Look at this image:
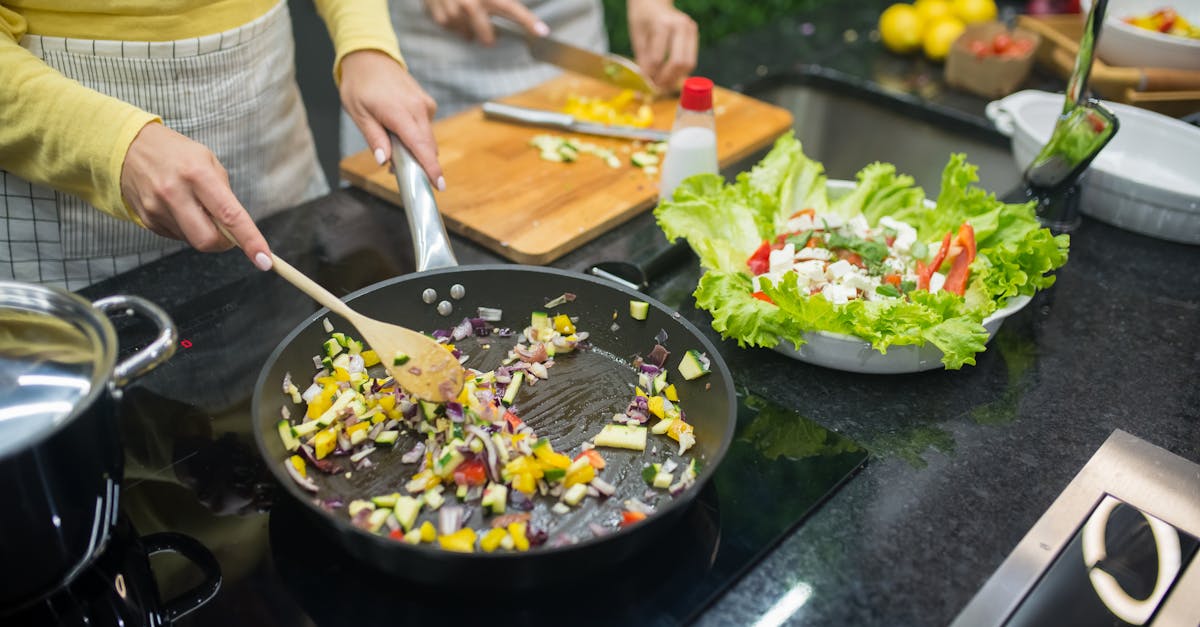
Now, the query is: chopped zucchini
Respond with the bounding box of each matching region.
[641,463,661,483]
[631,151,659,168]
[366,508,391,533]
[543,468,566,482]
[322,338,343,358]
[315,390,356,428]
[530,311,550,330]
[292,419,322,438]
[652,371,668,395]
[371,492,401,508]
[594,424,648,451]
[563,483,588,506]
[277,419,300,451]
[392,351,410,366]
[330,332,348,347]
[502,371,524,405]
[677,349,711,380]
[434,445,465,477]
[332,353,351,371]
[424,488,445,511]
[347,499,375,518]
[629,300,650,321]
[419,400,441,421]
[375,430,400,447]
[345,337,364,355]
[393,496,422,531]
[653,471,674,489]
[481,484,508,515]
[651,417,675,435]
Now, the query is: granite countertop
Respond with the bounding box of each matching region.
[78,3,1200,626]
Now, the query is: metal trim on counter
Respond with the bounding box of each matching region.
[952,429,1200,626]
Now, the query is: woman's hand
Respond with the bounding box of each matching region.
[120,123,273,271]
[423,0,550,44]
[339,50,444,190]
[627,0,698,91]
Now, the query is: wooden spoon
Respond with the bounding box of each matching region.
[221,228,465,402]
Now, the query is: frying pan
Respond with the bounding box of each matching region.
[251,139,736,587]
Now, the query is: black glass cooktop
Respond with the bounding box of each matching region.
[69,198,867,626]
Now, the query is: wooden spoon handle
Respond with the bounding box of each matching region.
[215,224,357,322]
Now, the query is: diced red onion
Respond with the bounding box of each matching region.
[337,432,352,452]
[301,383,321,403]
[543,292,576,308]
[647,344,670,368]
[465,425,501,482]
[625,497,655,514]
[284,460,319,492]
[299,445,342,474]
[669,477,693,497]
[385,513,401,532]
[431,329,451,340]
[367,422,386,441]
[311,356,323,370]
[590,477,616,497]
[490,512,531,528]
[282,372,294,394]
[496,327,514,337]
[355,457,373,470]
[346,354,365,374]
[349,446,376,463]
[547,533,576,547]
[477,307,503,322]
[320,498,344,510]
[439,506,465,535]
[588,523,609,538]
[280,406,291,422]
[451,318,473,341]
[661,458,678,473]
[654,328,668,344]
[351,508,372,530]
[445,402,465,423]
[586,486,599,498]
[464,485,483,502]
[529,361,549,380]
[515,343,547,363]
[400,441,426,464]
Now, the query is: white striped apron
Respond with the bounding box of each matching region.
[0,1,328,290]
[339,0,606,158]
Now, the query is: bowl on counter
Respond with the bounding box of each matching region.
[769,180,1034,375]
[1080,0,1200,71]
[986,89,1200,244]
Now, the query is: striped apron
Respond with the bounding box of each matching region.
[339,0,606,158]
[0,1,328,290]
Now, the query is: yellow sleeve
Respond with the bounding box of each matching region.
[313,0,406,84]
[0,5,158,223]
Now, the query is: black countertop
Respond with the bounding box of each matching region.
[75,3,1200,626]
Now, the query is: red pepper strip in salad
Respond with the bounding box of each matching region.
[503,410,523,430]
[791,208,816,220]
[574,449,606,470]
[918,231,954,290]
[751,291,775,304]
[943,222,977,296]
[453,458,488,487]
[747,240,771,275]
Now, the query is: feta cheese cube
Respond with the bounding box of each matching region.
[826,259,854,280]
[796,247,831,262]
[821,283,857,305]
[847,215,870,237]
[768,244,795,274]
[794,260,826,281]
[785,214,815,233]
[929,272,946,294]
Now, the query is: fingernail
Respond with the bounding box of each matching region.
[254,252,273,271]
[436,176,447,192]
[534,21,550,37]
[374,147,386,165]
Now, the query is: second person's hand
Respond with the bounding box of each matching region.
[340,50,445,190]
[120,122,273,271]
[423,0,550,45]
[627,0,698,91]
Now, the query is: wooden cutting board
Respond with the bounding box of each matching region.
[340,74,794,265]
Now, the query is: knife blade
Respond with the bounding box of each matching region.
[492,19,657,94]
[482,102,669,142]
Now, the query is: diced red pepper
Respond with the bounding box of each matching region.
[751,291,775,304]
[574,449,607,470]
[503,410,523,431]
[836,249,864,268]
[747,240,771,275]
[883,274,902,287]
[453,458,487,487]
[621,510,647,527]
[388,529,405,541]
[806,236,822,248]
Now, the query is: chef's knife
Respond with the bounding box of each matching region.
[492,18,657,94]
[482,102,669,142]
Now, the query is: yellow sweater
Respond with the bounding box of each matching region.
[0,0,404,223]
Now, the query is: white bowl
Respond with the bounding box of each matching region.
[768,179,1034,374]
[1081,0,1200,71]
[986,89,1200,244]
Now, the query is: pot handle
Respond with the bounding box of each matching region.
[142,532,222,622]
[985,100,1015,138]
[92,295,178,387]
[389,132,459,272]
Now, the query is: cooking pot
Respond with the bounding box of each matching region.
[0,282,176,610]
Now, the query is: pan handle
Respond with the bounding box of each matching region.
[93,295,177,388]
[389,133,459,272]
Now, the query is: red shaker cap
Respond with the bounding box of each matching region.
[679,77,714,111]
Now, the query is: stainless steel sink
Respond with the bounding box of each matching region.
[747,81,1021,196]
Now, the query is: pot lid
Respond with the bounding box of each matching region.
[0,288,112,458]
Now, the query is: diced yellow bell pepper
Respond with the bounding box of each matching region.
[347,421,371,437]
[532,440,571,470]
[305,386,336,419]
[289,454,306,477]
[664,384,679,402]
[437,528,477,553]
[480,528,508,553]
[552,314,575,334]
[647,395,665,419]
[377,395,396,412]
[315,376,337,386]
[667,419,694,443]
[508,522,530,552]
[635,387,647,398]
[313,429,337,459]
[563,463,595,488]
[419,520,437,543]
[333,367,351,382]
[444,343,456,354]
[360,349,380,367]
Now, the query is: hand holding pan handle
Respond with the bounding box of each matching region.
[389,132,458,273]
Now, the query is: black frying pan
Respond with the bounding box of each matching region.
[250,140,736,587]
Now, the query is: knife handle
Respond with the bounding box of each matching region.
[482,102,575,130]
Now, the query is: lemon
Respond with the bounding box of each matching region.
[952,0,997,24]
[923,16,965,61]
[879,4,925,55]
[915,0,956,24]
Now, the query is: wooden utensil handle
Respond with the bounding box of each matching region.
[1142,68,1200,92]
